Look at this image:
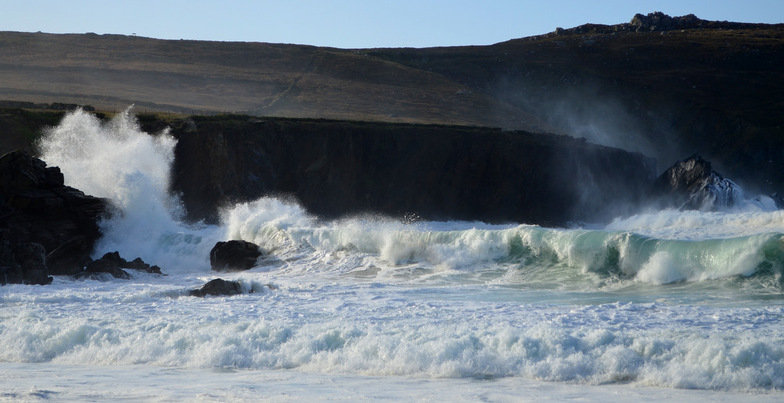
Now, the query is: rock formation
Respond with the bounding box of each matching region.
[0,150,110,284]
[0,150,109,252]
[189,278,245,297]
[210,240,263,272]
[0,230,51,285]
[651,154,744,210]
[84,255,131,280]
[45,235,93,275]
[80,251,162,280]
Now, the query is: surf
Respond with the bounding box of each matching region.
[31,108,784,291]
[0,107,780,396]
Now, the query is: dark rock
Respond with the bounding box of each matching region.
[210,240,262,272]
[0,230,17,284]
[651,154,743,210]
[127,257,162,274]
[629,12,702,32]
[46,236,92,275]
[103,252,161,274]
[84,256,129,279]
[99,251,125,265]
[189,278,244,297]
[0,150,110,259]
[1,229,52,285]
[80,251,162,279]
[12,242,52,285]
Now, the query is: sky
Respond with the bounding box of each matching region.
[1,0,782,48]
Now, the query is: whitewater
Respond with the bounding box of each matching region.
[1,109,783,401]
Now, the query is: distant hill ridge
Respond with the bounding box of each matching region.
[544,12,776,37]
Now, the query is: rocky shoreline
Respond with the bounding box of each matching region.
[1,115,762,287]
[0,150,162,284]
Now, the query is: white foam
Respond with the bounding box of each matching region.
[4,363,780,402]
[607,209,784,240]
[2,281,784,392]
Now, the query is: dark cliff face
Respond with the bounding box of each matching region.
[170,117,655,226]
[0,150,109,252]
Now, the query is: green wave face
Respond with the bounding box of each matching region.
[504,226,784,290]
[243,215,784,293]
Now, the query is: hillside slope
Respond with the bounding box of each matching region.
[1,12,782,193]
[0,31,545,131]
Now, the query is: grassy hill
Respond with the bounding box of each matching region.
[0,31,545,131]
[1,12,783,193]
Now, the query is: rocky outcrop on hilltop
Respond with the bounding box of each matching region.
[628,12,701,32]
[551,12,762,36]
[170,116,657,226]
[651,154,744,210]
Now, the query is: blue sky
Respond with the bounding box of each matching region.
[2,0,782,48]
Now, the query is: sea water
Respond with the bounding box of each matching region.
[1,109,783,401]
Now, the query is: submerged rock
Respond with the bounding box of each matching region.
[210,240,262,272]
[189,278,244,297]
[189,278,277,297]
[651,154,743,210]
[79,251,162,280]
[96,251,162,274]
[84,255,130,279]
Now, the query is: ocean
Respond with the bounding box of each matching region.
[1,109,783,401]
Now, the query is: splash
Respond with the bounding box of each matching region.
[36,107,216,272]
[38,107,177,212]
